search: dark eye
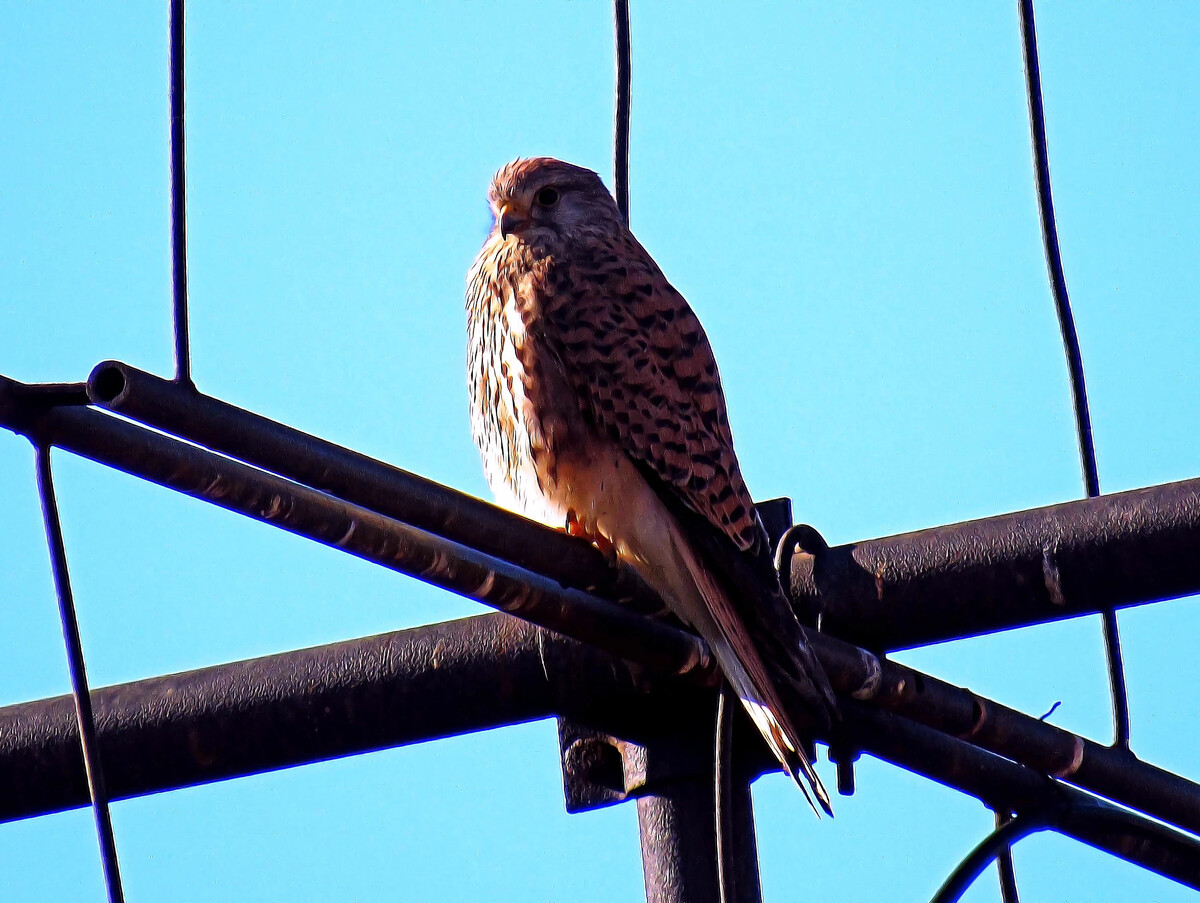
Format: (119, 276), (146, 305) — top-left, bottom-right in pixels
(535, 187), (560, 207)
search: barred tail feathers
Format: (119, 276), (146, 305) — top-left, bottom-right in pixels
(705, 611), (833, 817)
(647, 509), (833, 815)
(579, 449), (832, 815)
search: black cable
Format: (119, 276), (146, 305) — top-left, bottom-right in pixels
(170, 0), (194, 388)
(994, 810), (1022, 903)
(1017, 0), (1130, 750)
(613, 0), (631, 222)
(931, 815), (1048, 903)
(35, 445), (126, 903)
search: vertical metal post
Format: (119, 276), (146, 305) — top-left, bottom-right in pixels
(636, 748), (762, 903)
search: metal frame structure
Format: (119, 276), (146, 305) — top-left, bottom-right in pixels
(2, 2), (1197, 902)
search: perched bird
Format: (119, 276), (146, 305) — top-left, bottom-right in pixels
(466, 157), (837, 813)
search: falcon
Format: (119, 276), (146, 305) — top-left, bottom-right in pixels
(466, 157), (837, 813)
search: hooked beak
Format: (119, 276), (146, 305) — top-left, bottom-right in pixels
(498, 202), (529, 239)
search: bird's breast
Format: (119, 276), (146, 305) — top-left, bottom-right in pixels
(466, 244), (575, 527)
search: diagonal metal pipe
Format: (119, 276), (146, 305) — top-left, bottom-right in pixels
(85, 363), (1200, 654)
(0, 375), (711, 683)
(86, 361), (661, 612)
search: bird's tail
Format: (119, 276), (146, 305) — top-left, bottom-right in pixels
(706, 622), (833, 817)
(663, 528), (834, 816)
(601, 455), (833, 815)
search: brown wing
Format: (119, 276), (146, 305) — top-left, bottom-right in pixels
(539, 230), (768, 560)
(535, 231), (838, 730)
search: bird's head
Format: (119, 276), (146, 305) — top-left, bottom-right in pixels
(488, 158), (623, 247)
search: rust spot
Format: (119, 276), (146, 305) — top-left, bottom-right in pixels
(475, 570), (498, 599)
(430, 639), (446, 669)
(336, 519), (357, 547)
(959, 694), (989, 740)
(1051, 735), (1086, 778)
(1042, 545), (1066, 606)
(851, 651), (882, 700)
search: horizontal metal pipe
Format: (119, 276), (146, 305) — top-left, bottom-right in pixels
(86, 361), (661, 612)
(6, 375), (1200, 839)
(2, 613), (1196, 893)
(790, 477), (1200, 650)
(0, 613), (672, 823)
(0, 376), (711, 683)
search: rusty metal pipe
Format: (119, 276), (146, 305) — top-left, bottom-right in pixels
(5, 375), (1200, 838)
(0, 376), (710, 682)
(789, 477), (1200, 650)
(84, 364), (1200, 656)
(0, 614), (651, 823)
(86, 361), (659, 610)
(806, 630), (1200, 836)
(2, 614), (1198, 892)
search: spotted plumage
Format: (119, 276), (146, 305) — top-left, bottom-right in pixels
(466, 157), (837, 813)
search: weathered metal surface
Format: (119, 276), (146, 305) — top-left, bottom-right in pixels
(1, 609), (1198, 891)
(5, 372), (1200, 893)
(637, 774), (761, 903)
(0, 614), (666, 823)
(791, 477), (1200, 650)
(0, 376), (711, 683)
(86, 361), (661, 612)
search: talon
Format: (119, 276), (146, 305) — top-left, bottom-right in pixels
(562, 510), (617, 564)
(564, 510), (590, 539)
(593, 532), (616, 564)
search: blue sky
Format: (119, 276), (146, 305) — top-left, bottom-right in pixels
(1, 3), (1198, 900)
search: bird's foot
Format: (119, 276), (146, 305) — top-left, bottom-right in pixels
(563, 510), (618, 565)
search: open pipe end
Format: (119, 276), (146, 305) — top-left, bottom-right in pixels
(87, 361), (130, 406)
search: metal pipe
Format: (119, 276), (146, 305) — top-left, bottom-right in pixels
(789, 477), (1200, 650)
(0, 613), (667, 824)
(807, 630), (1200, 836)
(840, 704), (1200, 892)
(0, 376), (711, 683)
(638, 774), (761, 903)
(84, 364), (1200, 656)
(86, 361), (660, 613)
(3, 613), (1197, 893)
(7, 375), (1200, 838)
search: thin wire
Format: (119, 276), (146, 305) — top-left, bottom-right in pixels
(931, 815), (1048, 903)
(714, 683), (736, 903)
(994, 810), (1022, 903)
(1017, 0), (1130, 750)
(613, 0), (631, 222)
(35, 444), (126, 903)
(170, 0), (194, 388)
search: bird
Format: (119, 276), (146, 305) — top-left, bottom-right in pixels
(466, 157), (837, 814)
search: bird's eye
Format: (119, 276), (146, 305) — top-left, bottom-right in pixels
(535, 187), (560, 207)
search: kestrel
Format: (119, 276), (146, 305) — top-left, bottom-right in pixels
(466, 157), (837, 813)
